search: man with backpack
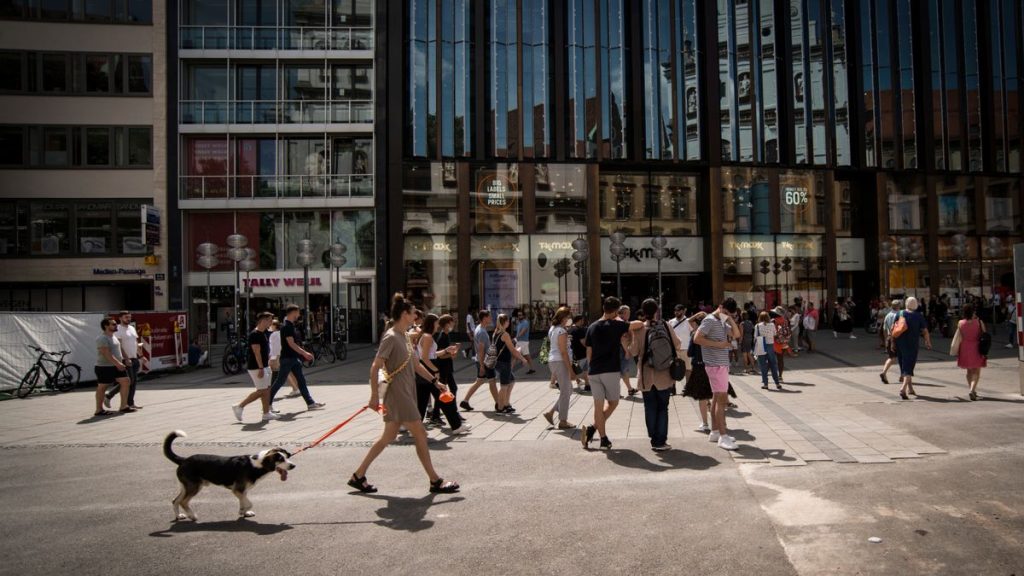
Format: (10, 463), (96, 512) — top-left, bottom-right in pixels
(628, 299), (683, 451)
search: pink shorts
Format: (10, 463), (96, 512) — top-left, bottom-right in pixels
(705, 365), (730, 394)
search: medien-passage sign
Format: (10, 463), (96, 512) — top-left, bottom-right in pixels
(600, 237), (704, 273)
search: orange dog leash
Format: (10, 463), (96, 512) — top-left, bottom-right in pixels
(291, 405), (383, 456)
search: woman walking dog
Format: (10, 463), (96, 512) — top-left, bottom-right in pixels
(348, 293), (459, 494)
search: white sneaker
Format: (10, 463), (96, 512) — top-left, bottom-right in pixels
(718, 436), (738, 450)
(833, 332), (838, 338)
(232, 405), (243, 422)
(451, 424), (472, 435)
(850, 334), (858, 339)
(1006, 343), (1015, 349)
(695, 423), (710, 433)
(307, 402), (326, 410)
(709, 431), (721, 443)
(262, 411), (280, 421)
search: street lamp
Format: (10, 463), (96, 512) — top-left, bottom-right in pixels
(879, 239), (894, 299)
(984, 237), (1004, 322)
(759, 259), (771, 309)
(329, 242), (348, 344)
(651, 235), (668, 310)
(571, 237), (589, 313)
(781, 257), (793, 306)
(196, 242), (219, 365)
(226, 233), (248, 338)
(950, 234), (968, 305)
(239, 248), (257, 332)
(609, 231), (627, 298)
(296, 239), (316, 320)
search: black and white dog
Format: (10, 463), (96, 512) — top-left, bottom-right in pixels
(163, 430), (295, 521)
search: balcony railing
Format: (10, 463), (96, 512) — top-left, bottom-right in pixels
(180, 100), (373, 125)
(180, 26), (373, 51)
(180, 174), (374, 200)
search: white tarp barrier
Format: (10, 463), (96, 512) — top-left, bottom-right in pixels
(0, 312), (104, 392)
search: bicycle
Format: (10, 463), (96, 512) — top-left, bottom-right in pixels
(334, 331), (348, 362)
(303, 332), (336, 367)
(17, 345), (81, 398)
(221, 336), (246, 375)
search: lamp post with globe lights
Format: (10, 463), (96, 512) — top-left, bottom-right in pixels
(609, 232), (627, 298)
(950, 234), (968, 304)
(196, 242), (219, 364)
(571, 237), (588, 312)
(329, 242), (348, 343)
(225, 234), (249, 337)
(239, 247), (257, 332)
(651, 235), (668, 309)
(296, 239), (316, 318)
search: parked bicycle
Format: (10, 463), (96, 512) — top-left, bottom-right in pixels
(17, 345), (81, 398)
(334, 330), (348, 362)
(221, 335), (246, 375)
(303, 331), (337, 367)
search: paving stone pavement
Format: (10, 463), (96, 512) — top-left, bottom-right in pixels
(2, 332), (1021, 469)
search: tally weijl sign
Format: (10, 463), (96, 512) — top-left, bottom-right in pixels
(599, 237), (705, 273)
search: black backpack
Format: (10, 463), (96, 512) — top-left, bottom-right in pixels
(644, 321), (676, 371)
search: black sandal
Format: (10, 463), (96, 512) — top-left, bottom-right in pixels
(429, 478), (460, 494)
(94, 410), (114, 416)
(347, 474), (377, 493)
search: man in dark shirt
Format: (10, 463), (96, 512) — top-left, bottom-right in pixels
(579, 297), (639, 451)
(269, 304), (324, 412)
(231, 311), (276, 422)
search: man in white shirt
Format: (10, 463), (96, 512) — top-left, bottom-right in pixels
(105, 311), (143, 410)
(669, 304), (692, 384)
(464, 308), (477, 359)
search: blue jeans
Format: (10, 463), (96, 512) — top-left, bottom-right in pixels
(270, 357), (314, 406)
(642, 387), (671, 447)
(757, 348), (780, 386)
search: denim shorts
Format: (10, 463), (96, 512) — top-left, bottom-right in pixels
(495, 361), (515, 386)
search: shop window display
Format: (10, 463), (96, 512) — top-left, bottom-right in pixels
(472, 164), (522, 234)
(403, 163), (459, 235)
(535, 164), (586, 233)
(404, 235), (458, 314)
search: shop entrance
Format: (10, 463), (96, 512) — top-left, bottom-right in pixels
(600, 273), (707, 315)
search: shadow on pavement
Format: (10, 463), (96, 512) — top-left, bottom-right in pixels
(357, 492), (465, 532)
(76, 412), (127, 425)
(727, 429), (756, 441)
(776, 381), (815, 387)
(604, 448), (719, 471)
(150, 518), (293, 538)
(760, 448), (799, 462)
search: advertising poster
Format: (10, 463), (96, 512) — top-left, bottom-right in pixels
(131, 312), (189, 371)
(483, 268), (518, 315)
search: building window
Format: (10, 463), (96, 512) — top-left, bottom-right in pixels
(642, 0), (700, 161)
(535, 164), (587, 233)
(85, 127), (111, 166)
(886, 174), (927, 233)
(0, 127), (24, 166)
(403, 163), (459, 235)
(0, 0), (152, 23)
(0, 51), (151, 96)
(1, 125), (150, 169)
(29, 201), (71, 255)
(0, 52), (23, 91)
(127, 127), (151, 166)
(85, 54), (112, 93)
(127, 55), (152, 93)
(41, 53), (68, 92)
(331, 209), (374, 268)
(472, 165), (522, 234)
(76, 201), (114, 254)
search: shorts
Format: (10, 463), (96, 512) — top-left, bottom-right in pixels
(248, 368), (271, 390)
(705, 365), (730, 394)
(477, 365), (496, 381)
(576, 358), (589, 374)
(495, 361), (515, 386)
(95, 365), (127, 385)
(516, 341), (531, 356)
(620, 352), (636, 376)
(589, 372), (621, 404)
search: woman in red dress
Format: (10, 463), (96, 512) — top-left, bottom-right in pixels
(955, 303), (987, 401)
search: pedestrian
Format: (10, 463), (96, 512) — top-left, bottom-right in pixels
(232, 311), (278, 422)
(618, 305), (638, 396)
(268, 304), (325, 411)
(753, 311), (782, 390)
(740, 310), (756, 374)
(580, 296), (639, 451)
(569, 314), (590, 391)
(464, 307), (477, 359)
(669, 305), (693, 385)
(789, 305), (802, 352)
(953, 303), (987, 401)
(693, 298), (741, 451)
(770, 306), (793, 380)
(1005, 295), (1017, 349)
(894, 297), (932, 400)
(879, 299), (903, 384)
(629, 298), (682, 452)
(493, 313), (527, 414)
(833, 300), (857, 339)
(348, 293), (460, 494)
(432, 315), (461, 420)
(416, 314), (470, 434)
(681, 311), (712, 432)
(542, 306), (577, 430)
(268, 319), (301, 400)
(93, 317), (132, 416)
(104, 311), (143, 411)
(460, 310), (497, 411)
(514, 309), (536, 374)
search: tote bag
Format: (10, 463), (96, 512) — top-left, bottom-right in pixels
(752, 324), (769, 357)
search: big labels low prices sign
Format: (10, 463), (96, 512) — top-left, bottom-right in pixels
(600, 237), (704, 273)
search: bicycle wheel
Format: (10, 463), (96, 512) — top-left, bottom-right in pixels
(16, 366), (41, 398)
(54, 364), (81, 392)
(335, 341), (348, 362)
(322, 342), (336, 364)
(223, 350), (241, 375)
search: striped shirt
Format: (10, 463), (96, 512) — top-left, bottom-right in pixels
(697, 314), (731, 367)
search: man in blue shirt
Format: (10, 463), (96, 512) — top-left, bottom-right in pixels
(514, 310), (536, 374)
(459, 310), (496, 412)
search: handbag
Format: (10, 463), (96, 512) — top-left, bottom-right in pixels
(891, 312), (908, 339)
(978, 321), (992, 357)
(949, 324), (962, 356)
(752, 324), (768, 357)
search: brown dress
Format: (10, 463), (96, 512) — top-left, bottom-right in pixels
(377, 329), (420, 423)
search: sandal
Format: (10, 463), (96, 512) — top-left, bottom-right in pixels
(347, 474), (377, 493)
(429, 478), (460, 494)
(119, 407), (137, 413)
(94, 410), (115, 416)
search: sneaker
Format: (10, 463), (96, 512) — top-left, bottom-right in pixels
(695, 423), (710, 433)
(307, 402), (326, 410)
(718, 436), (738, 450)
(451, 424), (472, 435)
(1005, 343), (1015, 349)
(652, 444), (671, 452)
(850, 335), (857, 339)
(428, 416), (444, 428)
(103, 396), (112, 410)
(285, 391), (302, 399)
(709, 431), (721, 443)
(599, 437), (612, 451)
(503, 405), (516, 414)
(270, 406), (281, 414)
(761, 384), (769, 390)
(262, 411), (280, 421)
(580, 424), (595, 448)
(460, 400), (474, 411)
(526, 369), (536, 375)
(232, 405), (243, 422)
(542, 411), (555, 426)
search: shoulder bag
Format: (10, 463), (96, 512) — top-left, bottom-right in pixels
(978, 320), (992, 357)
(891, 311), (908, 339)
(949, 321), (963, 356)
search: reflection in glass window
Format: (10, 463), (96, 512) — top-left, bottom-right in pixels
(85, 127), (110, 166)
(831, 0), (851, 165)
(77, 202), (113, 255)
(937, 176), (975, 233)
(85, 55), (112, 92)
(333, 0), (373, 27)
(943, 0), (962, 170)
(720, 167), (770, 234)
(598, 172), (646, 235)
(928, 2), (945, 170)
(790, 0), (809, 164)
(779, 171), (825, 234)
(490, 0), (519, 157)
(522, 0), (551, 157)
(896, 0), (916, 168)
(127, 56), (152, 93)
(600, 0), (627, 159)
(116, 200), (144, 255)
(404, 235), (458, 314)
(30, 201), (71, 255)
(963, 0), (983, 172)
(536, 164), (586, 233)
(874, 0), (894, 168)
(642, 0), (699, 161)
(568, 0), (598, 157)
(284, 212), (331, 269)
(403, 163), (459, 235)
(331, 209), (374, 269)
(185, 0), (228, 25)
(983, 177), (1020, 232)
(472, 164), (522, 234)
(859, 0), (876, 167)
(332, 65), (372, 100)
(41, 54), (67, 92)
(651, 174), (699, 235)
(886, 174), (927, 232)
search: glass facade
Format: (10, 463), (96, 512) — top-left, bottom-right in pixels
(382, 1), (1021, 319)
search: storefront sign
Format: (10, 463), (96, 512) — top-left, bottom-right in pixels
(93, 268), (146, 276)
(723, 235), (822, 258)
(130, 312), (189, 371)
(483, 268), (518, 313)
(476, 172), (517, 213)
(237, 271), (331, 294)
(599, 237), (704, 273)
(142, 205), (161, 247)
(836, 238), (866, 271)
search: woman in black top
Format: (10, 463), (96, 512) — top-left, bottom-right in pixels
(493, 313), (526, 414)
(431, 314), (459, 421)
